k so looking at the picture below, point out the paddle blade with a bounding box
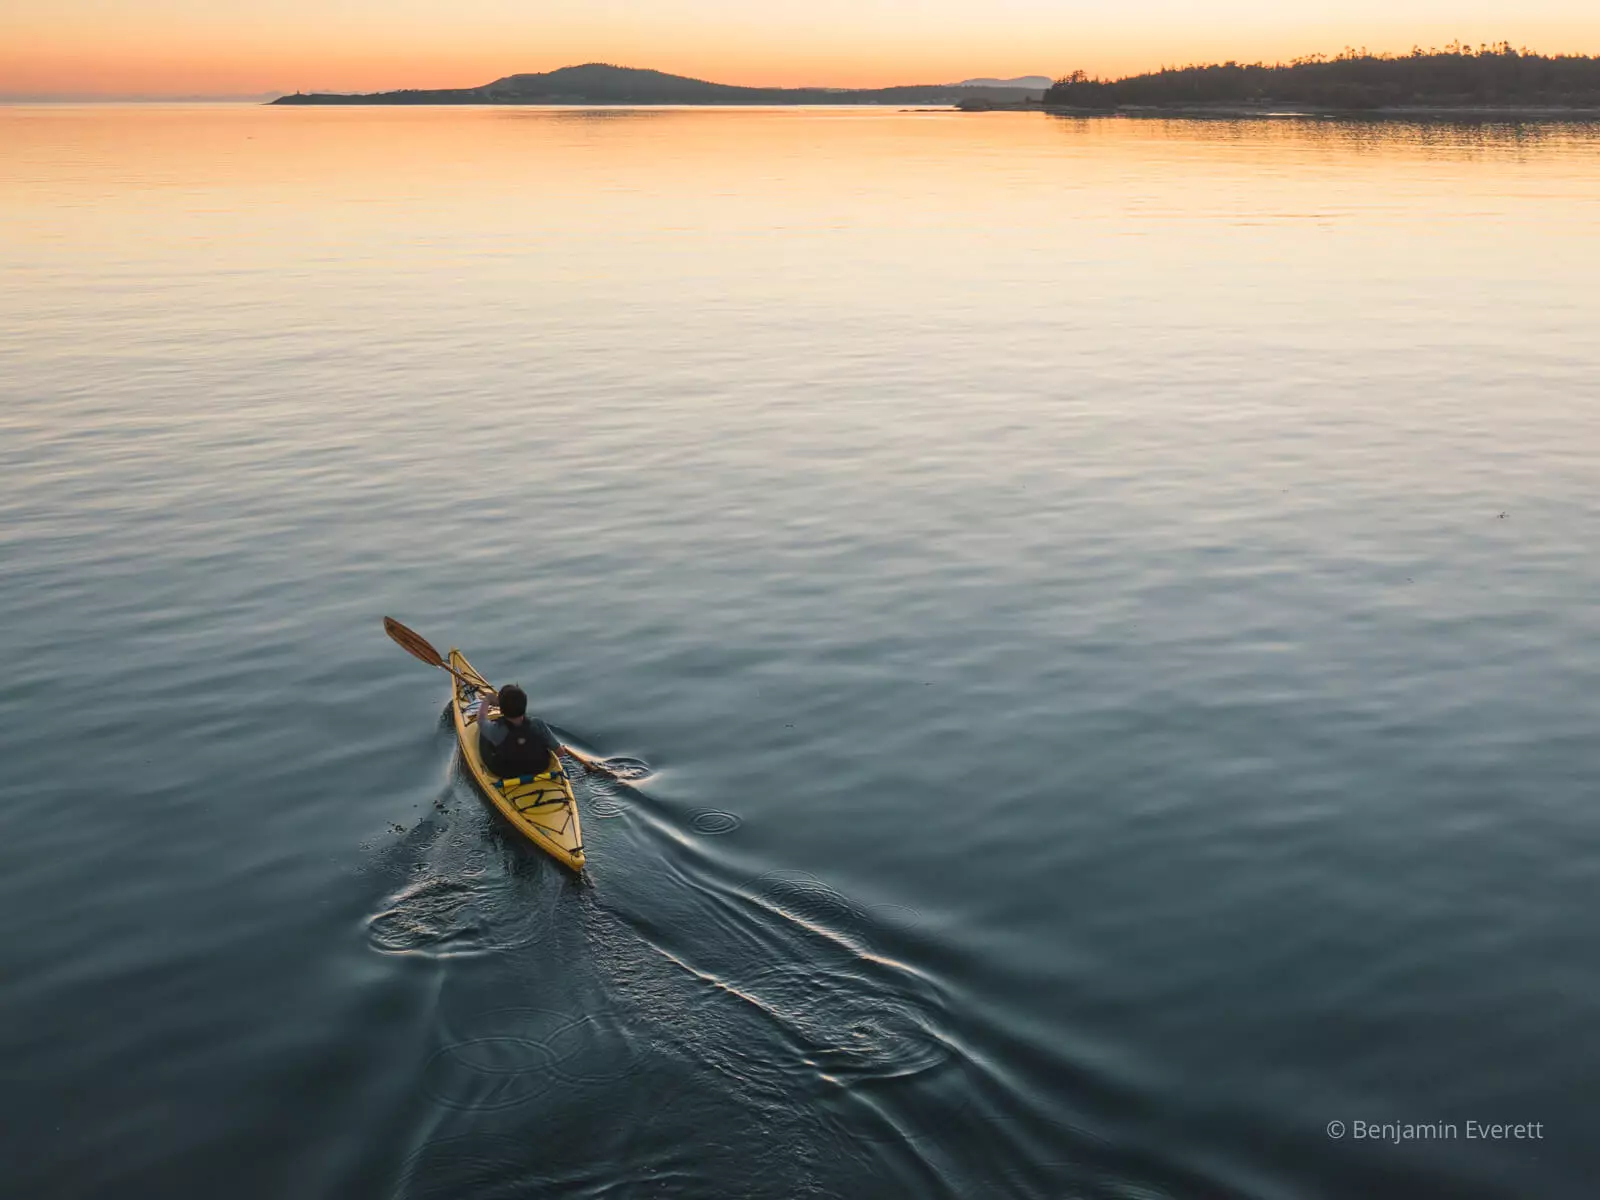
[383,616,445,668]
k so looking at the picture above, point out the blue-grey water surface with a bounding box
[3,104,1600,1199]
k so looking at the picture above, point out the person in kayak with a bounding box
[475,684,562,778]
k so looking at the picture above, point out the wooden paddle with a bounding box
[382,616,620,778]
[383,616,491,695]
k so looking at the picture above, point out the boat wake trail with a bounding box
[365,760,1067,1200]
[561,793,996,1197]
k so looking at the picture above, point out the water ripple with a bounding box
[420,1035,559,1112]
[365,863,562,958]
[753,869,867,930]
[732,962,954,1084]
[395,1133,539,1200]
[689,808,743,835]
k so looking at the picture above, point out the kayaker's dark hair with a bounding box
[497,684,528,719]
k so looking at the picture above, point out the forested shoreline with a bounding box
[1043,46,1600,109]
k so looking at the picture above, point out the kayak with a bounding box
[447,648,585,872]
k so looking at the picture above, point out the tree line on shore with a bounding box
[1043,45,1600,109]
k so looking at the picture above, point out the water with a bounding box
[3,104,1599,1199]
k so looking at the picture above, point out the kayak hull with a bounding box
[447,648,585,872]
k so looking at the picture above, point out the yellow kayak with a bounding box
[447,648,585,872]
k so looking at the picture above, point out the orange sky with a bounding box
[3,1,1597,97]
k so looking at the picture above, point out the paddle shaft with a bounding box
[560,745,609,775]
[442,662,494,695]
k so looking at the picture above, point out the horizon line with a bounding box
[8,44,1599,102]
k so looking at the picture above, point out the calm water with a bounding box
[4,104,1600,1199]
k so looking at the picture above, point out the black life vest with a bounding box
[479,716,556,777]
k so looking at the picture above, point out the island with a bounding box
[272,63,1045,106]
[1041,46,1600,113]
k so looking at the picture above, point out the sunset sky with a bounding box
[3,0,1597,97]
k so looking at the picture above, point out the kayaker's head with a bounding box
[497,684,528,723]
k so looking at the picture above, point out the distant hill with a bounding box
[272,63,1044,106]
[956,76,1053,89]
[1043,46,1600,110]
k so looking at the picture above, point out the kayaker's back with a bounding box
[477,708,560,778]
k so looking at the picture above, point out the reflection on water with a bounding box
[2,105,1600,1200]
